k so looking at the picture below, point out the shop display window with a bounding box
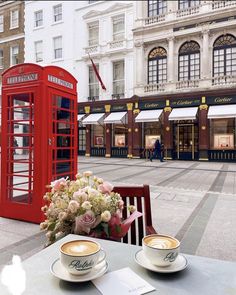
[210,118,235,149]
[113,125,127,147]
[91,125,105,147]
[143,122,162,148]
[145,135,160,149]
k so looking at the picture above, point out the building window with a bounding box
[0,15,4,32]
[148,0,167,17]
[35,41,43,62]
[34,10,43,27]
[53,4,62,22]
[92,125,105,147]
[113,60,124,95]
[88,22,99,46]
[89,65,99,100]
[210,118,235,150]
[178,41,200,81]
[10,9,19,29]
[112,15,124,41]
[53,36,62,59]
[148,47,167,84]
[0,49,3,69]
[11,45,19,65]
[179,0,200,9]
[213,34,236,77]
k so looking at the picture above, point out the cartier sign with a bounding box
[171,98,200,107]
[207,96,236,105]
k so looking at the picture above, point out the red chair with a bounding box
[113,185,157,246]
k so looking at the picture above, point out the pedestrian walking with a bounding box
[150,139,163,162]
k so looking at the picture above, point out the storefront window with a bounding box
[210,118,235,149]
[143,121,162,148]
[91,125,105,147]
[113,125,127,147]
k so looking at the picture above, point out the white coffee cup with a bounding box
[142,234,180,267]
[60,239,106,275]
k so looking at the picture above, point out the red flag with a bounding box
[89,54,106,91]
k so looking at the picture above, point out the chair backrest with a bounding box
[113,184,155,246]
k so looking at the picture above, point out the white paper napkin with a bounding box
[92,267,155,295]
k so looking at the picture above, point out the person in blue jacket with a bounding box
[150,139,163,162]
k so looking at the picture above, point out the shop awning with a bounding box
[135,109,163,123]
[82,113,105,125]
[77,114,85,121]
[104,112,127,124]
[208,105,236,119]
[169,107,198,121]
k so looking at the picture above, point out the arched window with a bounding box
[179,0,200,10]
[148,47,167,84]
[213,34,236,77]
[148,0,167,17]
[178,41,200,81]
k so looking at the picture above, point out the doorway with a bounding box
[174,123,199,160]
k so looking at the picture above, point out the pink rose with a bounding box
[74,211,101,234]
[118,200,124,210]
[98,182,113,194]
[51,178,67,191]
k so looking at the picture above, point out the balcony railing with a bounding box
[176,5,200,18]
[144,14,166,25]
[212,0,236,10]
[144,83,167,93]
[176,80,200,89]
[85,45,99,54]
[212,75,236,86]
[87,96,99,102]
[112,93,124,100]
[109,40,125,49]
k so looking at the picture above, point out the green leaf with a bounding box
[115,224,122,234]
[102,223,109,237]
[48,222,56,231]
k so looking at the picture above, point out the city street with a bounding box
[0,156,236,271]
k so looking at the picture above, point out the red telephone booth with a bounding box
[0,63,78,223]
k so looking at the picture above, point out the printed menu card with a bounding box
[92,267,155,295]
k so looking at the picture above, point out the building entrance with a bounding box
[174,123,199,160]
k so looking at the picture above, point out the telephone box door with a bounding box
[49,89,77,181]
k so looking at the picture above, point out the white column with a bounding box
[201,29,210,79]
[167,37,175,82]
[135,42,144,86]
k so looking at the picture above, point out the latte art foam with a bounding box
[61,241,99,256]
[144,236,179,249]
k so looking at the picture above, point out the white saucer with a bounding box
[50,258,108,282]
[135,250,188,273]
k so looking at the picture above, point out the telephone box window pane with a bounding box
[56,162,71,174]
[57,136,70,147]
[57,149,71,160]
[57,122,71,134]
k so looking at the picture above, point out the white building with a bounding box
[24,0,134,102]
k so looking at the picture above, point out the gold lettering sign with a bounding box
[144,103,159,108]
[214,97,232,103]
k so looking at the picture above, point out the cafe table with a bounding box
[1,234,236,295]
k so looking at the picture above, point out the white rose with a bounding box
[82,201,92,210]
[58,211,68,221]
[128,205,136,213]
[83,171,93,177]
[88,188,99,198]
[101,210,111,222]
[68,200,80,214]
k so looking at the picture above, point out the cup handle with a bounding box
[97,249,106,264]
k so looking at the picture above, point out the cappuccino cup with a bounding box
[142,234,180,267]
[60,239,106,275]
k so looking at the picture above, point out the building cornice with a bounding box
[82,2,133,20]
[0,33,24,44]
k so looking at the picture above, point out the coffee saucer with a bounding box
[50,258,108,282]
[134,250,188,273]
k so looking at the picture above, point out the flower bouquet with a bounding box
[40,171,142,246]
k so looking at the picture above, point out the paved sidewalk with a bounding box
[0,156,236,271]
